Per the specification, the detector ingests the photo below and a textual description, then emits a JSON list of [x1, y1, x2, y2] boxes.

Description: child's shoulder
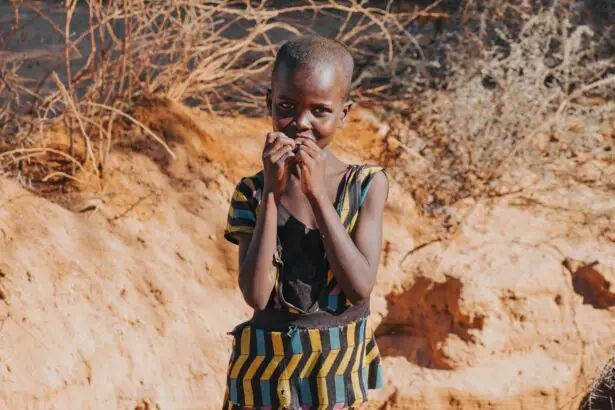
[[355, 163, 386, 173], [346, 163, 388, 205], [231, 170, 266, 205], [348, 163, 388, 182], [235, 169, 265, 191]]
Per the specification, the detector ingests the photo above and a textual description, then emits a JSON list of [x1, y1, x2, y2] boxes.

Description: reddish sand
[[1, 99, 614, 409]]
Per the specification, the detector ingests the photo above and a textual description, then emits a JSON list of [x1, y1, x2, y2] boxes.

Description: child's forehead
[[272, 62, 347, 98]]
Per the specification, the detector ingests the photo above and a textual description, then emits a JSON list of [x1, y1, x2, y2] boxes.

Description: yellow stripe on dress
[[260, 331, 285, 381], [327, 269, 334, 285], [243, 178, 256, 191], [229, 327, 252, 378], [365, 342, 380, 365], [350, 339, 365, 402], [285, 353, 303, 378], [260, 356, 283, 380], [346, 322, 356, 347], [242, 356, 265, 406], [318, 350, 340, 378], [226, 225, 255, 235], [347, 212, 360, 234], [308, 328, 322, 352], [317, 377, 329, 404], [272, 331, 284, 355], [230, 354, 248, 379], [340, 169, 353, 216], [232, 190, 249, 202], [277, 379, 292, 407], [317, 350, 341, 404], [366, 320, 374, 339], [240, 327, 251, 355], [299, 331, 322, 388], [335, 347, 354, 376], [299, 353, 319, 379]]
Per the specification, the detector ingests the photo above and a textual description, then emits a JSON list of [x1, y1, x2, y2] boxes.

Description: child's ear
[[266, 88, 273, 115], [339, 99, 354, 127]]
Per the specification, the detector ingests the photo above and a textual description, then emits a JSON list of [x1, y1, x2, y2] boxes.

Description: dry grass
[[376, 4, 614, 219], [0, 0, 438, 193], [0, 0, 613, 206]]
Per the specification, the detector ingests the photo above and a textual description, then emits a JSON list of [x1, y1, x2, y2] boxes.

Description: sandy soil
[[1, 98, 614, 409]]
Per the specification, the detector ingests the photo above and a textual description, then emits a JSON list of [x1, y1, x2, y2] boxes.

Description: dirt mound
[[1, 100, 614, 409]]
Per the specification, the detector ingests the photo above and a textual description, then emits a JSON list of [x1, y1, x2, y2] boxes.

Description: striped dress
[[223, 164, 385, 409]]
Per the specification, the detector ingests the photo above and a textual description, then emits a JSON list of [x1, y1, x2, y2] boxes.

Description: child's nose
[[295, 112, 311, 131]]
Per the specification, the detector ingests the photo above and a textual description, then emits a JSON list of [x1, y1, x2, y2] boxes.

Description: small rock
[[386, 137, 401, 151], [377, 124, 391, 138], [497, 185, 510, 195], [576, 161, 602, 183]]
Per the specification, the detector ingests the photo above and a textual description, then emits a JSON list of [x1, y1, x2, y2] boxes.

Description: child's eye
[[313, 107, 330, 116], [278, 102, 294, 111]]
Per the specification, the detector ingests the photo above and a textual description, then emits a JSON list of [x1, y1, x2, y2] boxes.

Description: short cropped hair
[[271, 35, 354, 98]]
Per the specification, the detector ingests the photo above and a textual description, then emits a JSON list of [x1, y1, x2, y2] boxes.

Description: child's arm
[[296, 139, 388, 304], [236, 132, 296, 311], [311, 172, 388, 304], [236, 190, 279, 311]]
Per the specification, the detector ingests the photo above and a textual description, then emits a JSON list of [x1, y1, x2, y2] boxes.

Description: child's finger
[[296, 138, 320, 152], [265, 136, 296, 156], [265, 132, 278, 146], [297, 144, 320, 160], [267, 143, 290, 159], [275, 150, 294, 165], [264, 132, 292, 149], [295, 139, 322, 159], [264, 142, 286, 160], [270, 132, 295, 143], [297, 149, 315, 168], [269, 145, 294, 163]]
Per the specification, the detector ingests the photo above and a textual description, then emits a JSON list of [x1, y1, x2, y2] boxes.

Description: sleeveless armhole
[[342, 165, 387, 233], [358, 166, 388, 208]]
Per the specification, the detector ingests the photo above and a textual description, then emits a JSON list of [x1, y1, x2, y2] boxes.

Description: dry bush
[[0, 0, 612, 209], [378, 5, 614, 219], [0, 0, 438, 193]]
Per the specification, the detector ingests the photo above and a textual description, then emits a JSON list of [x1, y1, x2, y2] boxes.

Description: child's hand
[[262, 132, 296, 201], [295, 138, 327, 200]]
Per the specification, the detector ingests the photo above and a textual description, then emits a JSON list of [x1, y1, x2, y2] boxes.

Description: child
[[223, 35, 388, 409]]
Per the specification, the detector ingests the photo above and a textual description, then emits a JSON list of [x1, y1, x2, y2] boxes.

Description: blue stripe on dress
[[260, 381, 271, 406], [328, 295, 338, 310], [230, 379, 238, 403], [359, 180, 372, 206], [329, 327, 340, 350], [233, 209, 255, 221], [335, 375, 346, 404], [299, 378, 312, 404], [291, 330, 303, 354], [358, 318, 366, 342], [376, 365, 384, 388], [256, 329, 266, 356]]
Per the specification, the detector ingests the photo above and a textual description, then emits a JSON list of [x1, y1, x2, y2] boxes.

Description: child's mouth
[[293, 133, 316, 141]]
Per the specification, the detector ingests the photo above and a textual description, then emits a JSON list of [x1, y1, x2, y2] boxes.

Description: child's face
[[268, 62, 350, 149]]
